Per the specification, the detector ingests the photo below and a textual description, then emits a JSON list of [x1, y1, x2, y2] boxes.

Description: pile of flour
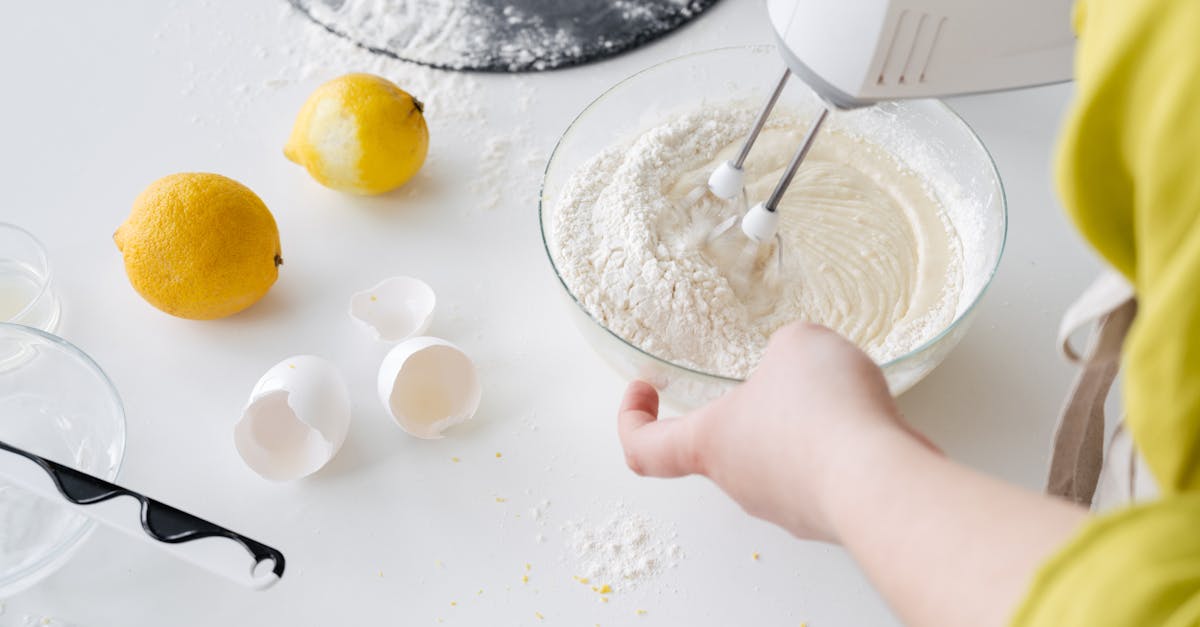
[[551, 105, 964, 378], [563, 505, 683, 591]]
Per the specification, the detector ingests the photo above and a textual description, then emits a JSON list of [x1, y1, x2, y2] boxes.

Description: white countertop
[[3, 1, 1103, 625]]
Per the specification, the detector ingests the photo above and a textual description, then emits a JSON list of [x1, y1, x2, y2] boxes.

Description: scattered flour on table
[[551, 104, 965, 378], [563, 505, 684, 591], [152, 2, 546, 211], [529, 498, 551, 543], [266, 4, 546, 211]]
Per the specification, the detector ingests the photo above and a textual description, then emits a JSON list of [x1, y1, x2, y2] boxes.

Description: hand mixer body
[[767, 0, 1076, 109]]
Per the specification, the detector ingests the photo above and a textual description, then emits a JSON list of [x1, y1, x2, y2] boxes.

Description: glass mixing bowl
[[0, 323, 125, 596], [539, 46, 1007, 409]]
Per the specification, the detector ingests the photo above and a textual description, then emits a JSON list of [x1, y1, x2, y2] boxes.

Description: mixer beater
[[693, 69, 830, 298]]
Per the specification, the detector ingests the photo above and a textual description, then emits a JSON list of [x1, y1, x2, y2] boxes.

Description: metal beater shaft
[[732, 69, 791, 169]]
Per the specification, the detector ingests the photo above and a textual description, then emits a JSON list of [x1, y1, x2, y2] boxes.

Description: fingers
[[775, 323, 941, 455], [618, 380, 659, 431], [768, 321, 834, 349], [617, 381, 703, 478]]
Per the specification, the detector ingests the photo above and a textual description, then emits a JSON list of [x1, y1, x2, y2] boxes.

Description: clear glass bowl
[[539, 46, 1007, 409], [0, 323, 125, 595], [0, 223, 61, 333]]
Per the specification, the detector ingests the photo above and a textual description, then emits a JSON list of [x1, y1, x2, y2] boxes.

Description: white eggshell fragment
[[349, 276, 436, 342], [377, 337, 481, 439], [234, 355, 352, 481]]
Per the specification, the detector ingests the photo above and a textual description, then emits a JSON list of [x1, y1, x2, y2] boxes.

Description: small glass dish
[[0, 323, 125, 596], [539, 46, 1007, 409], [0, 223, 61, 333]]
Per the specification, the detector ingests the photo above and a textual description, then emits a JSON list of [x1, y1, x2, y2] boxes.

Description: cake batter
[[553, 105, 963, 378]]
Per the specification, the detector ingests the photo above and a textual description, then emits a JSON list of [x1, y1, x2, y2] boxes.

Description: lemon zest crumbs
[[598, 584, 612, 594], [752, 552, 760, 561], [535, 612, 545, 620]]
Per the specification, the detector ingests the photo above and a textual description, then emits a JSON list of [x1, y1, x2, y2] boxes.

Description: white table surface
[[2, 1, 1104, 625]]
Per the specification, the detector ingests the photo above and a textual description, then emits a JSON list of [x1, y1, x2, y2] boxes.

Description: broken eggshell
[[349, 276, 436, 342], [377, 337, 481, 439], [234, 355, 352, 481]]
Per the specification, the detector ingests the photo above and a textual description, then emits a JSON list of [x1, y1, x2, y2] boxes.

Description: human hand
[[617, 322, 937, 542]]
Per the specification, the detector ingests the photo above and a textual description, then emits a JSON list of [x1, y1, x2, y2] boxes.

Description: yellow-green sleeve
[[1014, 0, 1200, 624], [1011, 494, 1200, 626], [1057, 0, 1200, 493]]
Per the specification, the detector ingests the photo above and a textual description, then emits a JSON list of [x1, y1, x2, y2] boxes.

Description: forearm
[[816, 424, 1088, 627]]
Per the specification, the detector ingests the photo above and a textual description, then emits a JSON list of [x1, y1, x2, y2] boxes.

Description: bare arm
[[618, 323, 1086, 627], [826, 423, 1086, 626]]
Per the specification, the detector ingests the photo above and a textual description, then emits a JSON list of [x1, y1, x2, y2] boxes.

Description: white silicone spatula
[[0, 439, 285, 590]]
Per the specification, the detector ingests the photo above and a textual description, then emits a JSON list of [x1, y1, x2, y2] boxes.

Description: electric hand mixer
[[702, 0, 1075, 284]]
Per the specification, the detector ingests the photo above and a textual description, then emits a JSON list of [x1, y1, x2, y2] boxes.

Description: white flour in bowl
[[550, 105, 964, 379]]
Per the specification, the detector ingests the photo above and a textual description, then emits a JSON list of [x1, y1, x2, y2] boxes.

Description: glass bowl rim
[[0, 322, 127, 591], [0, 223, 54, 325], [538, 44, 1009, 385]]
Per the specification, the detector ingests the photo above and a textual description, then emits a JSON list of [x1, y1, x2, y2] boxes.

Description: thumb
[[617, 381, 704, 477]]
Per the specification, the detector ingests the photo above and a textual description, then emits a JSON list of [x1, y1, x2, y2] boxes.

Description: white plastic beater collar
[[706, 161, 745, 200], [741, 202, 781, 243]]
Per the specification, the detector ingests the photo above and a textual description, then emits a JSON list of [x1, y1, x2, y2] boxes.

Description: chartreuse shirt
[[1010, 0, 1200, 625]]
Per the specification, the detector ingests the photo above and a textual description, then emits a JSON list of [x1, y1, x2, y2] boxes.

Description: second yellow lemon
[[285, 73, 429, 195]]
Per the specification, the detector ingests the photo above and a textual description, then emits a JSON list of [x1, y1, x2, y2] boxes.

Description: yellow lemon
[[114, 173, 282, 320], [284, 73, 429, 195]]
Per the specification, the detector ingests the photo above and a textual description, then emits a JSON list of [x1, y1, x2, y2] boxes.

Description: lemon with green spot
[[284, 73, 429, 195]]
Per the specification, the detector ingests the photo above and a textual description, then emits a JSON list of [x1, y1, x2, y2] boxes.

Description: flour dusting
[[291, 0, 716, 72], [563, 505, 683, 591]]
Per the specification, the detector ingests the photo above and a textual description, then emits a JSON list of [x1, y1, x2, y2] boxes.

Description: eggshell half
[[234, 355, 352, 481], [349, 276, 436, 342], [377, 337, 481, 439]]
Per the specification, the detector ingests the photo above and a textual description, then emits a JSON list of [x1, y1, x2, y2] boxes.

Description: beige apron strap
[[1093, 423, 1136, 512], [1057, 271, 1135, 365], [1045, 271, 1136, 505]]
